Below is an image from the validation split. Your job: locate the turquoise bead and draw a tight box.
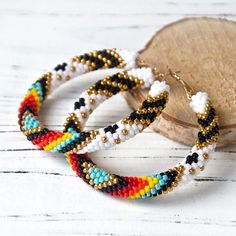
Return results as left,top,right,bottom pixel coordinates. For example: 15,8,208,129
151,188,157,195
90,173,95,179
157,174,162,180
96,172,101,177
99,177,104,183
155,184,161,190
159,179,165,186
104,176,109,182
163,175,168,181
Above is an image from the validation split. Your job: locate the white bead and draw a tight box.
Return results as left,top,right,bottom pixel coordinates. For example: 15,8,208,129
149,80,170,97
109,137,115,145
118,134,126,141
106,132,112,138
112,133,119,139
189,92,208,113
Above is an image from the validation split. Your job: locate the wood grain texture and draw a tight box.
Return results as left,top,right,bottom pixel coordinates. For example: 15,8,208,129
0,0,236,235
124,17,236,147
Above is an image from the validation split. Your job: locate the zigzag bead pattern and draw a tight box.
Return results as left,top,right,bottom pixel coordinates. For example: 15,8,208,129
66,91,219,199
18,48,170,156
63,68,169,154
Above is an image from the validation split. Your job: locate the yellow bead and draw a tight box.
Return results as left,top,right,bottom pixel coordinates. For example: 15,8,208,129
149,182,154,188
142,176,147,180
140,189,145,195
57,138,62,143
145,186,150,193
147,177,152,182
153,178,158,184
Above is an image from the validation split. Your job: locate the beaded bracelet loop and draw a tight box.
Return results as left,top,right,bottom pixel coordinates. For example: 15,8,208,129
66,73,220,199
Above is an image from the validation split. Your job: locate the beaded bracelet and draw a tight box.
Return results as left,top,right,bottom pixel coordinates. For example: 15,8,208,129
66,73,219,199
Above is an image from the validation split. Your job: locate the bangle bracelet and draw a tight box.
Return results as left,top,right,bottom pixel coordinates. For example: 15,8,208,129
67,79,219,199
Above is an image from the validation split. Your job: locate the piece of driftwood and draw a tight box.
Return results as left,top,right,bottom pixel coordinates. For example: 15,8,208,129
123,17,236,147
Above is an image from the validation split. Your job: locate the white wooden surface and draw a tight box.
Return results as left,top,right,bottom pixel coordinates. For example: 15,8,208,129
0,0,236,235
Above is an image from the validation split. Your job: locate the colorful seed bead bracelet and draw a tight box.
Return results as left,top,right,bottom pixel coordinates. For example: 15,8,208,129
67,91,219,199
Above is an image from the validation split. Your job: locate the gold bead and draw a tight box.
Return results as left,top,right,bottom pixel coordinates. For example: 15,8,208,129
82,162,88,168
91,62,96,68
66,75,71,81
86,174,90,179
189,168,196,175
122,129,129,136
89,180,94,185
171,181,178,187
168,187,173,192
81,112,87,119
200,166,205,171
112,81,117,87
203,153,209,160
85,137,90,142
70,66,76,72
178,165,185,173
115,138,121,144
102,136,108,143
128,120,133,125
109,175,114,180
98,184,102,189
89,98,96,105
123,85,128,90
140,119,146,125
56,74,62,81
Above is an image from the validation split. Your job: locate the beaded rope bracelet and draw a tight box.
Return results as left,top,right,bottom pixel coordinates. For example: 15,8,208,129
67,88,219,199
